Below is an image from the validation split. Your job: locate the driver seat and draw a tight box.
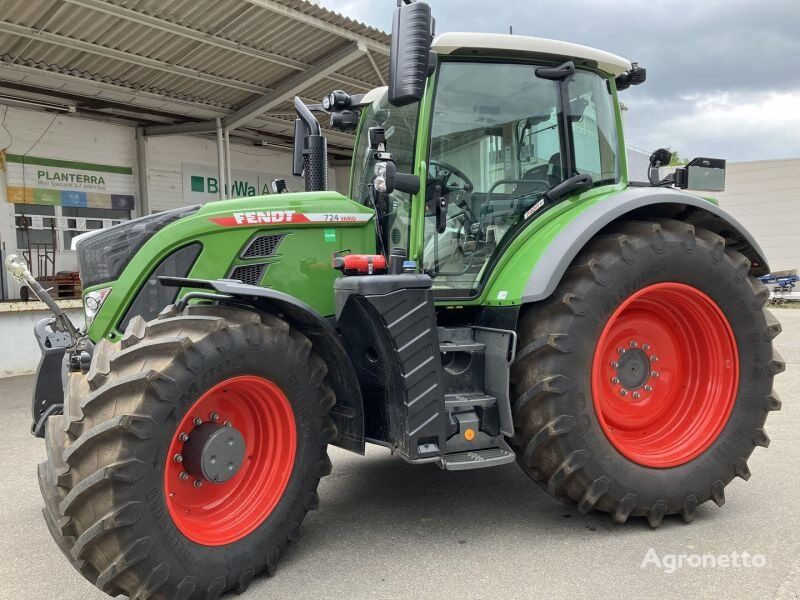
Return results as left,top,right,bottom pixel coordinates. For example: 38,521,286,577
514,153,562,196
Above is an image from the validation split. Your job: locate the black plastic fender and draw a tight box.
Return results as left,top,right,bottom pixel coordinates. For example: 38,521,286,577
521,186,770,303
160,276,365,454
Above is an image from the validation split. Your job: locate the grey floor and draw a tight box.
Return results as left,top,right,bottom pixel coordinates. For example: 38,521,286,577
1,310,799,600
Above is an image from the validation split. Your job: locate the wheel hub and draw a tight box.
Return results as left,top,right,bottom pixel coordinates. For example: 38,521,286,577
182,422,246,484
615,347,650,390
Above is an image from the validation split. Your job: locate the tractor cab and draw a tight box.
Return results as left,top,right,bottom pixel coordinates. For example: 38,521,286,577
303,5,645,302
347,52,626,297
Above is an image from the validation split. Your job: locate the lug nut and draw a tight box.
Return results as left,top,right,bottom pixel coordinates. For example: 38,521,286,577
644,385,653,392
610,361,619,368
210,412,219,422
632,392,641,399
223,420,232,428
617,347,626,354
651,371,659,378
642,344,650,351
178,432,189,442
179,472,189,481
630,340,638,348
620,389,628,396
193,479,203,488
193,417,203,426
650,355,658,362
173,454,183,463
611,377,619,384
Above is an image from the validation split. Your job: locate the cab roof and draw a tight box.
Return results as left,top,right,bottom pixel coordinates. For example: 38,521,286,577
432,32,631,77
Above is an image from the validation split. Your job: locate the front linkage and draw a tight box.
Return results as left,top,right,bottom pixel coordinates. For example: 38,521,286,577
5,254,90,436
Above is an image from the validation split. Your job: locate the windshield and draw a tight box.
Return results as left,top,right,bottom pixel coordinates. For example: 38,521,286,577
351,90,420,255
422,61,619,294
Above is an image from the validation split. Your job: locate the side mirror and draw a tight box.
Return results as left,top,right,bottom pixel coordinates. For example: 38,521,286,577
388,1,435,107
675,157,726,192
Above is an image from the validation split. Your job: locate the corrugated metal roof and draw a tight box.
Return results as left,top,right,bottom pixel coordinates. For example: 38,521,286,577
0,0,390,150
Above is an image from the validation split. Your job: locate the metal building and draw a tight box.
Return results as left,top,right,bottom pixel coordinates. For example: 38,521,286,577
0,0,389,299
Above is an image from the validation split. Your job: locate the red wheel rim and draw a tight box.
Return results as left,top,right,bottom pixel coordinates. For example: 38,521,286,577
591,282,738,468
164,376,296,546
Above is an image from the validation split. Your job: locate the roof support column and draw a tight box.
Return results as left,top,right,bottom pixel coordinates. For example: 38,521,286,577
224,128,233,199
216,118,227,201
135,127,150,216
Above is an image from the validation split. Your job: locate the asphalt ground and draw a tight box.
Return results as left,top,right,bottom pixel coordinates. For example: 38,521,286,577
1,309,799,600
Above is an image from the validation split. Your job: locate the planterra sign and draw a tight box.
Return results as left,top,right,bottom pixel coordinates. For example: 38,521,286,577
4,154,135,209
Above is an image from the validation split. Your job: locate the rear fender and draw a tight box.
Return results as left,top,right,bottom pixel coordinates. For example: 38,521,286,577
160,277,365,454
521,187,769,303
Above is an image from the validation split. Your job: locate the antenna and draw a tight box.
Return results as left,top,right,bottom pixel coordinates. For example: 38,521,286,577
509,25,513,34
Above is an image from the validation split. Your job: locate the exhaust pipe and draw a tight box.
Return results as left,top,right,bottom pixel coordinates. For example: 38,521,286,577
293,96,328,192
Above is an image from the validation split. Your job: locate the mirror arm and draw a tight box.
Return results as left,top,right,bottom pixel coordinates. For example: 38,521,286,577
544,173,593,203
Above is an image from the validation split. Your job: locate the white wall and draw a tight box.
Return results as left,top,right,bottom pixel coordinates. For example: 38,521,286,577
0,302,84,377
143,135,346,212
715,159,800,273
626,146,651,183
0,103,355,300
0,105,138,298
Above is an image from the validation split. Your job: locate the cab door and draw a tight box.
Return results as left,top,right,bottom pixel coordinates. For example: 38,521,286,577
418,60,620,299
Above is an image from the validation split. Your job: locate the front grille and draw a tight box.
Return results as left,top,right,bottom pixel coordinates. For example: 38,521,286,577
242,234,286,258
229,263,267,286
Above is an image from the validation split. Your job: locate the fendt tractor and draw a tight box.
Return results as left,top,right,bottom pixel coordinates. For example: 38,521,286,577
6,1,783,597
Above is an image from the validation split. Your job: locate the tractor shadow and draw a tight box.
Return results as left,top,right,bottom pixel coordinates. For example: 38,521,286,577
284,447,722,567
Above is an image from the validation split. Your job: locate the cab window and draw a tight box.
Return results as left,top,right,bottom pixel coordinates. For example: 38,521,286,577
423,61,618,294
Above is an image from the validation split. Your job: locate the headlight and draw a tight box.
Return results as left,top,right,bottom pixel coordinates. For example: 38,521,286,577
83,287,112,327
75,205,200,288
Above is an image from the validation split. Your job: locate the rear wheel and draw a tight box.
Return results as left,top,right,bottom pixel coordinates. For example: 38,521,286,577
510,219,783,526
39,304,335,598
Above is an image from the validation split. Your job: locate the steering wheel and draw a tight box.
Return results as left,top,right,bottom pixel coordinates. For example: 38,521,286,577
429,159,474,193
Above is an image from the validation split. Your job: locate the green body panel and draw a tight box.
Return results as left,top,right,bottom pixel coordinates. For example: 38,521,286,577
86,191,375,342
83,61,693,341
469,183,627,306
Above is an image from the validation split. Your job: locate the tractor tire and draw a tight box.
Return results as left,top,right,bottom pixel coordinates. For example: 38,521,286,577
510,218,783,527
38,303,335,598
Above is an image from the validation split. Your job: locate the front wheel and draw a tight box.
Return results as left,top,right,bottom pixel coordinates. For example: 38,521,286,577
510,218,783,526
38,304,335,598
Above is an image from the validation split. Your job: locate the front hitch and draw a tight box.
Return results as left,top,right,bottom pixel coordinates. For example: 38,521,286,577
5,254,87,437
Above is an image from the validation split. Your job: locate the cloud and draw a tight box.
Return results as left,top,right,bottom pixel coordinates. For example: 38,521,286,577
322,0,800,161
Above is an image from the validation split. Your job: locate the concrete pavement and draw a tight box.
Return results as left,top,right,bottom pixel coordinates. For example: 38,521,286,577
1,309,798,600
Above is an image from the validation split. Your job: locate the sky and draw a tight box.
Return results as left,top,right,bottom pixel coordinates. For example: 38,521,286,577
321,0,800,162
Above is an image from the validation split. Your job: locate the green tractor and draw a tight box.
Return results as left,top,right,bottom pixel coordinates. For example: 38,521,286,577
8,1,783,597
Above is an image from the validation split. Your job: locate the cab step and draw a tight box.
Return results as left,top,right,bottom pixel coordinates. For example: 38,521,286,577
439,438,516,471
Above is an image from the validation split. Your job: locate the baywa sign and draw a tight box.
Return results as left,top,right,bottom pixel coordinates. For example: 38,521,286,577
182,163,293,202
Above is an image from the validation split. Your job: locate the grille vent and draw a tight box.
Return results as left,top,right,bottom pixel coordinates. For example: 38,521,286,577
229,263,267,286
242,234,286,258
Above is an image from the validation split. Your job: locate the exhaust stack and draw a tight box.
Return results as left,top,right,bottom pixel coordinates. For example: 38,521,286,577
292,96,328,192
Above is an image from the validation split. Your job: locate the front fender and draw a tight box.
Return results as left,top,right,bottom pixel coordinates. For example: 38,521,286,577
517,186,769,303
161,277,365,454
